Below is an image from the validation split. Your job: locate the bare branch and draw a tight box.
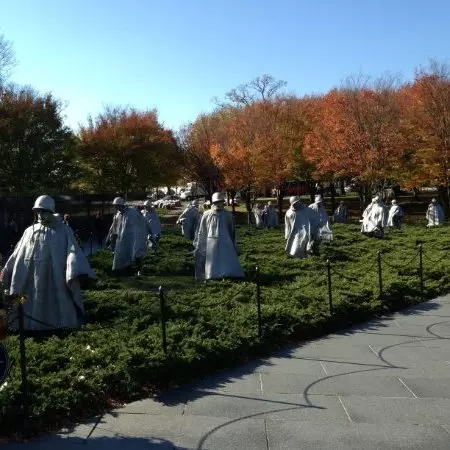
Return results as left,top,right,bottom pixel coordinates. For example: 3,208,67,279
0,34,17,84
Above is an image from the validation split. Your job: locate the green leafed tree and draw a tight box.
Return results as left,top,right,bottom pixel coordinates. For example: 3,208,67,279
0,85,79,194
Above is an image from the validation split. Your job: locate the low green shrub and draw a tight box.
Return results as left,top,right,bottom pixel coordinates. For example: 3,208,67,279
1,223,449,436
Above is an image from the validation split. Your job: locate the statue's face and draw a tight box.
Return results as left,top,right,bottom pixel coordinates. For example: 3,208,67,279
292,202,300,211
213,201,225,210
115,205,125,213
37,210,53,225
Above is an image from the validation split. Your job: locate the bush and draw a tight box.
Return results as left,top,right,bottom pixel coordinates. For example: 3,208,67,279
1,223,450,436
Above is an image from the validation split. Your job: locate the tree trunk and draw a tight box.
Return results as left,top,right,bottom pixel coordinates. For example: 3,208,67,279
277,190,284,223
244,184,252,224
358,183,370,215
307,179,316,203
330,183,336,213
340,179,346,196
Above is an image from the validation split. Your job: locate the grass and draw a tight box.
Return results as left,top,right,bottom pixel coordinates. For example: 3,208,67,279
1,222,450,437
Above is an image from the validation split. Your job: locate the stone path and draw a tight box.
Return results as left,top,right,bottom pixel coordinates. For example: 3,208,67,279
8,294,450,449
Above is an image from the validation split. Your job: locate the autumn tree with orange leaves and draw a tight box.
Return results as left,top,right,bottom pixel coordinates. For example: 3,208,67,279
399,61,450,212
78,107,181,196
304,75,407,210
177,113,223,201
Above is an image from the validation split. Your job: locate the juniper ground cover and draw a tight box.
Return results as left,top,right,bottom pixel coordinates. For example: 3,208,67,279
1,222,449,436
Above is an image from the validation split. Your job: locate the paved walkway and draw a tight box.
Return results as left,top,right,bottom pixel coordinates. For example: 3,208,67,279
7,294,450,449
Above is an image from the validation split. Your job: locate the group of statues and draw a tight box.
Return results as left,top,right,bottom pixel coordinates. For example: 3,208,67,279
358,196,444,238
0,191,446,332
284,195,332,258
0,195,163,331
252,202,279,228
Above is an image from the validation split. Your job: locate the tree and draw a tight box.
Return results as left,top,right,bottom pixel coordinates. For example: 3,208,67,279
400,60,450,212
0,34,16,85
78,107,181,195
0,85,78,194
177,114,223,200
215,74,287,107
304,75,406,210
249,98,313,219
209,106,257,220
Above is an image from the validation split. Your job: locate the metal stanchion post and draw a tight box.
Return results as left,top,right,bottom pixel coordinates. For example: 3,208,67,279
159,286,168,357
419,244,424,300
255,266,262,340
90,232,93,255
327,260,333,314
378,251,383,298
18,303,30,437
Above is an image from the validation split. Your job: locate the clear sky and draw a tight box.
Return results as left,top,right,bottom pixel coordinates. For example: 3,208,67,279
1,0,449,132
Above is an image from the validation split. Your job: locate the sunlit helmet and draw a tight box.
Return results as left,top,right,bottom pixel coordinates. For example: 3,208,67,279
211,192,225,203
112,197,125,206
314,195,324,203
289,196,300,205
391,199,397,205
143,200,152,207
32,195,55,213
191,199,199,207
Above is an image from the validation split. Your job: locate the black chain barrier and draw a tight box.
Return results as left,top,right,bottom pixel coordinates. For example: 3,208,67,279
422,250,450,265
2,241,450,436
380,251,418,271
276,272,326,292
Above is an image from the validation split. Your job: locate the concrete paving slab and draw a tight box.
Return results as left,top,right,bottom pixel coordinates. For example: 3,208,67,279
113,396,186,415
184,392,270,419
369,343,450,367
261,372,414,397
290,342,384,364
187,372,262,395
265,420,450,450
5,436,88,449
254,356,326,375
324,330,428,346
11,295,450,448
399,376,450,398
321,360,450,378
91,415,268,450
341,395,450,425
260,393,349,423
56,416,101,439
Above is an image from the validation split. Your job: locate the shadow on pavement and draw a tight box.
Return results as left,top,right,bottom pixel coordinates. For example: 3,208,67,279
7,434,182,449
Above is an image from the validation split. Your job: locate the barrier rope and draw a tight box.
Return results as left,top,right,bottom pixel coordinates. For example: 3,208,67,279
169,281,254,308
421,250,450,265
381,252,418,270
276,273,326,292
330,266,361,283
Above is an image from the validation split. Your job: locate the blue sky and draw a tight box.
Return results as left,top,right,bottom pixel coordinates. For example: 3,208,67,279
1,0,449,132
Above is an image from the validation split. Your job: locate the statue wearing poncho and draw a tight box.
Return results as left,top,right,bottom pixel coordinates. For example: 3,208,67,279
387,200,404,229
333,201,348,224
177,200,201,240
106,198,148,271
193,193,244,281
309,195,333,242
361,196,387,237
0,195,96,331
264,202,279,228
253,204,264,228
285,196,320,258
426,199,444,227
